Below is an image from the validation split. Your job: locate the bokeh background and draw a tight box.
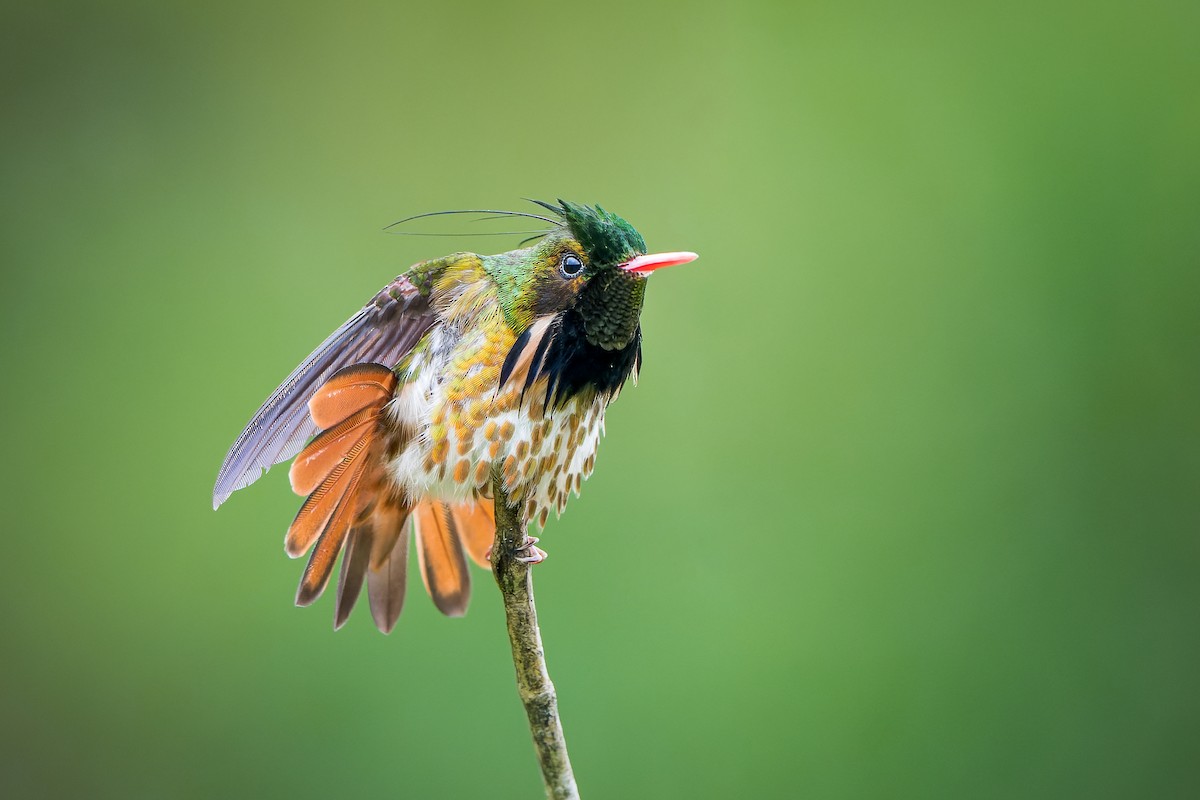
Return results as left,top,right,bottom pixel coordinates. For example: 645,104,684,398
2,1,1197,797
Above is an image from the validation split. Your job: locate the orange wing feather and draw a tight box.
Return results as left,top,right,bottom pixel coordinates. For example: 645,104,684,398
308,363,397,429
285,363,401,615
285,433,370,558
288,407,377,496
296,468,364,606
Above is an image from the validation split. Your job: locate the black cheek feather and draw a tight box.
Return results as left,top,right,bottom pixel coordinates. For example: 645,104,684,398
498,326,532,389
522,320,557,399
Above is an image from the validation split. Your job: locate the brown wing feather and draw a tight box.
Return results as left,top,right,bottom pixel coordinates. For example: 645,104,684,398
369,501,410,569
335,524,373,629
451,500,496,569
368,503,412,634
413,502,471,617
308,363,397,430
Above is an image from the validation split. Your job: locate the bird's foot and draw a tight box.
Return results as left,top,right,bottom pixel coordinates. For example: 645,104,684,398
513,535,547,565
484,536,547,565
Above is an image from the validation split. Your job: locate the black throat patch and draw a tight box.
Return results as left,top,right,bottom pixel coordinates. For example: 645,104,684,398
500,311,643,410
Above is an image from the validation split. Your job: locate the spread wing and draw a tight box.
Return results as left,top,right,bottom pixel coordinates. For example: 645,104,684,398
213,270,438,509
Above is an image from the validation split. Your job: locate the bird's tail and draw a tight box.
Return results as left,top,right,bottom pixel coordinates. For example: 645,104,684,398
284,363,495,632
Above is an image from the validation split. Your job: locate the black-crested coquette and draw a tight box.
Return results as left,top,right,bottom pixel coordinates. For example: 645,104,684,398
214,200,697,631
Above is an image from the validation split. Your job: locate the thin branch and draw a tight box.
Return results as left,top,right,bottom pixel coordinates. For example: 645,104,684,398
490,470,580,800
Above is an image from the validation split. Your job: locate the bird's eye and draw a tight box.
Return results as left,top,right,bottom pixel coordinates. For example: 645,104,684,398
560,253,584,277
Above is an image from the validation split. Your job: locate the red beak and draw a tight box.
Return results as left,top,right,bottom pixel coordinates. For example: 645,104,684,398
620,251,699,274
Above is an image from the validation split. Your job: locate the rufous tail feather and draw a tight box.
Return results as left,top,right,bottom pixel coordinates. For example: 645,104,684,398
451,499,496,569
367,502,412,633
413,502,471,617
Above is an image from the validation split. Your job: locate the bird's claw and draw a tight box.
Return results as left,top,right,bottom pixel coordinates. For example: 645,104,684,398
513,535,547,565
484,536,547,565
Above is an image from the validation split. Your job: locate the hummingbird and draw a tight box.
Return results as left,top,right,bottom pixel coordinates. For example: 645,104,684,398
213,200,697,632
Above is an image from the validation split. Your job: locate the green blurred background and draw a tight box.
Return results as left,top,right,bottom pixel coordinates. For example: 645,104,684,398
3,1,1197,797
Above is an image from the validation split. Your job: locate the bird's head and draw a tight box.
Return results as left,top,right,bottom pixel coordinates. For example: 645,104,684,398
493,199,697,349
486,199,697,405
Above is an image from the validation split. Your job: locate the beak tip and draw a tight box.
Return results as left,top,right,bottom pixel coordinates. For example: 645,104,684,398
622,250,699,274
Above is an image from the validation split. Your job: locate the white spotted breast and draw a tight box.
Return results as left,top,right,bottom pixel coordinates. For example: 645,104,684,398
384,315,606,528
